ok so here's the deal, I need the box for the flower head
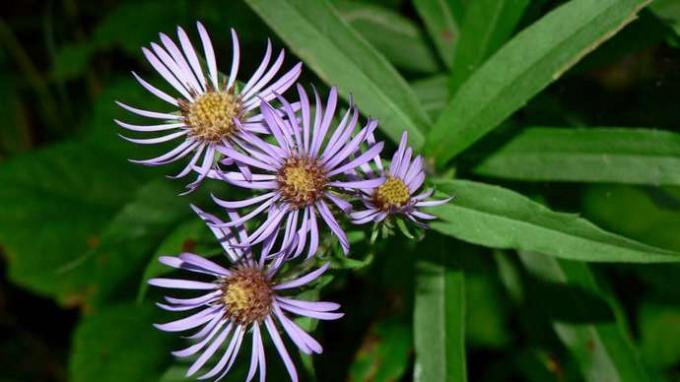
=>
[149,208,341,381]
[351,132,450,227]
[209,85,385,258]
[116,21,301,192]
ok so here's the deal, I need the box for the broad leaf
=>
[243,0,432,147]
[335,1,440,73]
[428,179,680,262]
[349,318,412,382]
[414,235,467,382]
[425,0,651,166]
[520,252,651,382]
[448,0,530,94]
[651,0,680,36]
[69,303,173,382]
[473,127,680,186]
[0,142,146,305]
[413,0,459,68]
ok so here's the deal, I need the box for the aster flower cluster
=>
[117,22,449,381]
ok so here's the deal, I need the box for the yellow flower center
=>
[374,177,410,210]
[278,157,327,207]
[181,91,241,142]
[221,267,272,325]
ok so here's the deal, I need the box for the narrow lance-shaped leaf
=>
[413,0,459,68]
[243,0,432,147]
[410,75,448,119]
[427,179,680,263]
[472,127,680,186]
[448,0,530,94]
[335,0,440,74]
[414,235,467,382]
[519,251,652,382]
[425,0,651,166]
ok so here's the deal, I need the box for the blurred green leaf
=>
[465,272,510,348]
[0,142,146,305]
[349,318,411,382]
[335,0,440,73]
[78,179,197,306]
[93,1,183,55]
[520,252,651,382]
[425,0,650,166]
[651,0,680,36]
[69,303,173,382]
[410,74,448,119]
[473,127,680,186]
[413,235,467,382]
[448,0,530,94]
[243,0,432,147]
[51,43,93,81]
[413,0,459,68]
[429,179,680,262]
[640,303,680,369]
[136,219,216,302]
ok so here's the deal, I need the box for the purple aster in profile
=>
[116,21,301,192]
[149,208,341,381]
[209,85,385,257]
[351,131,450,227]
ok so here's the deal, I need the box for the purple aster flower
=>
[116,21,301,192]
[149,207,341,381]
[209,85,385,258]
[351,131,450,227]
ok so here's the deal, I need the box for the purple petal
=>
[196,22,218,90]
[274,263,329,290]
[119,130,187,145]
[173,319,226,357]
[316,200,349,254]
[132,71,178,106]
[278,302,344,320]
[115,119,184,133]
[154,306,220,332]
[327,141,384,177]
[264,316,298,382]
[116,101,182,120]
[242,40,272,96]
[187,323,233,376]
[276,296,340,312]
[149,278,218,290]
[226,29,240,89]
[177,26,207,93]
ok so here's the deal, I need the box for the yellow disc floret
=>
[221,266,272,325]
[374,176,410,211]
[181,91,241,142]
[278,157,327,207]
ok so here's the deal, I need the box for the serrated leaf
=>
[473,127,680,186]
[425,0,650,166]
[243,0,431,147]
[413,235,467,382]
[428,179,680,263]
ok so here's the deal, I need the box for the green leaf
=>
[243,0,431,147]
[413,235,467,382]
[51,43,93,81]
[335,0,440,73]
[413,0,459,68]
[349,318,412,382]
[640,303,680,369]
[137,219,216,302]
[78,179,199,306]
[425,0,650,166]
[519,252,651,382]
[410,75,448,119]
[651,0,680,36]
[428,179,680,262]
[448,0,530,94]
[0,142,146,305]
[69,303,173,382]
[472,127,680,186]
